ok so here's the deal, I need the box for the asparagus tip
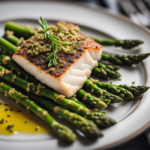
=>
[94,114,117,128]
[94,99,108,109]
[125,91,134,100]
[52,122,76,143]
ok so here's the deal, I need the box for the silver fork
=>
[119,0,150,28]
[133,0,150,20]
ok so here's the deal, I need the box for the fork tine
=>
[119,0,137,14]
[119,0,150,27]
[133,0,150,19]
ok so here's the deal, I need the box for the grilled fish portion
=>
[13,21,103,97]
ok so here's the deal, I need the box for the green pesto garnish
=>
[63,62,67,65]
[50,69,54,72]
[29,40,32,43]
[81,37,87,40]
[75,45,78,49]
[6,124,14,132]
[40,58,42,62]
[38,17,71,67]
[5,108,8,111]
[0,118,4,123]
[60,64,64,68]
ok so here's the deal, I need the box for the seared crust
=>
[13,22,102,77]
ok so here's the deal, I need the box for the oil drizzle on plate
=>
[0,102,53,135]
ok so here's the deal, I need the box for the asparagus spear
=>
[112,65,120,71]
[70,97,87,107]
[101,52,150,65]
[5,21,35,39]
[0,38,17,54]
[0,66,116,127]
[27,93,103,138]
[97,63,121,79]
[115,53,150,65]
[92,67,109,80]
[119,84,150,96]
[83,79,123,103]
[104,64,120,71]
[102,53,122,65]
[89,78,134,99]
[91,37,144,49]
[94,63,120,78]
[3,33,25,46]
[77,89,109,109]
[0,81,76,143]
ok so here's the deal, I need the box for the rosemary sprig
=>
[38,16,71,67]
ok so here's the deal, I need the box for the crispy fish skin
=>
[12,22,103,97]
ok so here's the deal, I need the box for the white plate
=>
[0,1,150,150]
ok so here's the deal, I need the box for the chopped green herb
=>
[119,78,122,81]
[110,82,112,84]
[132,81,135,84]
[7,115,10,117]
[17,110,21,112]
[5,108,8,111]
[24,121,27,123]
[38,17,71,67]
[57,27,61,34]
[4,104,8,105]
[0,101,2,105]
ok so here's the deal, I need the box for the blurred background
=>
[0,0,150,150]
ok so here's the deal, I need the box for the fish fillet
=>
[12,21,103,97]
